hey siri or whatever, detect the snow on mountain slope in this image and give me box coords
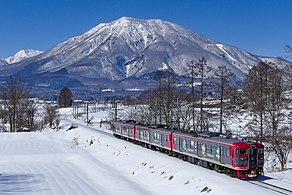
[0,17,287,93]
[5,49,43,64]
[0,58,8,66]
[259,56,292,69]
[13,17,260,80]
[36,17,217,78]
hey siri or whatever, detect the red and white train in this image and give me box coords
[111,120,264,179]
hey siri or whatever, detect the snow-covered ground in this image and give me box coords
[0,107,291,194]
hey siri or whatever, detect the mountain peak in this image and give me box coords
[116,16,137,22]
[5,49,43,64]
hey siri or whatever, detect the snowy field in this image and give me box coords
[0,108,291,194]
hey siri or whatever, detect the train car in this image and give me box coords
[135,124,152,147]
[172,131,264,178]
[111,120,136,141]
[111,120,123,137]
[148,125,173,152]
[111,120,264,179]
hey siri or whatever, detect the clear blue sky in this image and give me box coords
[1,0,292,59]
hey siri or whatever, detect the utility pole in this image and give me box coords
[199,58,205,132]
[76,102,79,119]
[86,101,89,123]
[176,98,180,130]
[187,60,196,131]
[114,101,118,121]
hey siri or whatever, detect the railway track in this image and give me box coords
[66,117,113,137]
[247,180,292,195]
[66,115,291,194]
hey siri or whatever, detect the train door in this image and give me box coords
[217,146,223,163]
[197,142,202,157]
[161,133,166,147]
[136,127,140,140]
[178,137,185,152]
[249,145,258,170]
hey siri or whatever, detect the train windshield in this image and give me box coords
[236,149,247,155]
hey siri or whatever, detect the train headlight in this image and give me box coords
[251,170,256,175]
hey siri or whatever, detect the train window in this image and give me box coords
[190,141,195,148]
[226,149,230,157]
[206,145,210,153]
[166,135,170,142]
[258,157,264,165]
[236,149,247,155]
[186,140,189,148]
[222,148,226,156]
[183,140,187,149]
[234,157,247,165]
[258,148,264,154]
[157,133,160,140]
[212,146,217,154]
[201,144,206,155]
[174,137,177,144]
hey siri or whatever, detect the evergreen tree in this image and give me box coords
[58,87,73,108]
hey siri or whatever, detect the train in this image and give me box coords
[111,120,264,179]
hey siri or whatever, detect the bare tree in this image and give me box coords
[0,76,28,132]
[265,64,291,171]
[245,61,291,171]
[152,70,178,126]
[244,62,272,142]
[186,59,198,131]
[19,99,38,130]
[192,58,212,131]
[212,65,234,133]
[44,104,59,128]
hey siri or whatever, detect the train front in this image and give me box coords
[248,142,264,178]
[233,141,264,179]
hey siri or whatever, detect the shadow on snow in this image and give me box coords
[0,173,48,193]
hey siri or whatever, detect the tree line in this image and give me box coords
[122,58,292,171]
[0,76,73,132]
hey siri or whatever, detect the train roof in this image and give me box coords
[112,120,258,146]
[115,121,172,132]
[173,130,247,145]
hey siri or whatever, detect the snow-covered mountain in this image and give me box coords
[0,17,290,96]
[259,56,291,69]
[32,17,260,80]
[5,49,43,64]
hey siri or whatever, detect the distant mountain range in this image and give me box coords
[0,17,290,99]
[0,49,43,65]
[5,49,43,64]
